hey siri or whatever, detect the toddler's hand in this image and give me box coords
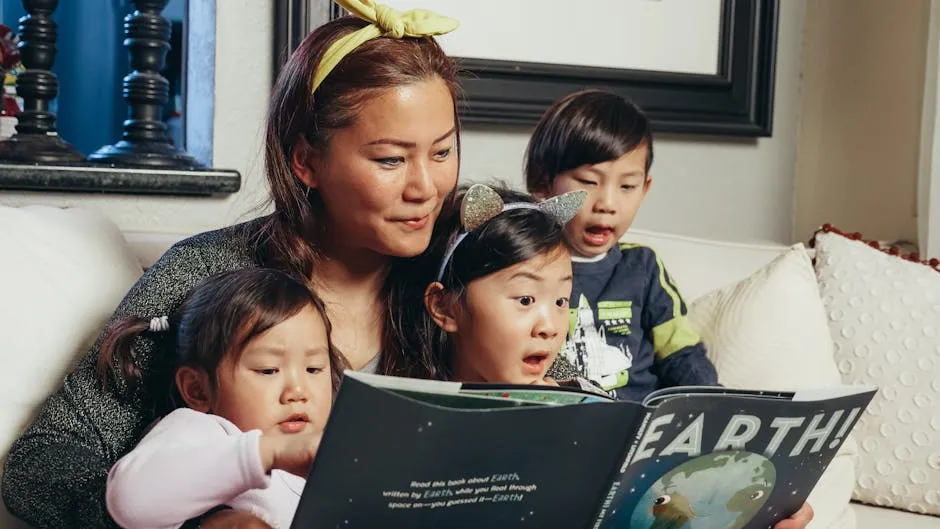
[197,509,274,528]
[773,502,813,529]
[259,429,321,478]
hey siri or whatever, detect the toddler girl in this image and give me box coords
[99,268,347,529]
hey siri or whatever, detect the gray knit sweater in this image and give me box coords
[0,216,583,528]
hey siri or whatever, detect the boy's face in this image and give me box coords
[549,145,652,258]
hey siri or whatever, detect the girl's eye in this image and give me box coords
[434,148,451,160]
[517,296,535,306]
[376,157,404,167]
[307,367,324,374]
[574,178,597,186]
[256,368,278,375]
[555,297,569,308]
[621,184,637,191]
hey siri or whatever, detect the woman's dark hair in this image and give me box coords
[396,184,569,379]
[97,268,348,408]
[525,89,653,194]
[249,16,461,378]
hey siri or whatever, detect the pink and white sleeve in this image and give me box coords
[106,408,270,529]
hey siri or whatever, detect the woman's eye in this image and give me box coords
[621,184,637,191]
[256,368,278,375]
[555,297,569,308]
[376,157,404,167]
[517,296,535,306]
[575,178,597,186]
[307,367,324,374]
[434,148,451,159]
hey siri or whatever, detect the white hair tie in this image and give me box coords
[149,316,170,332]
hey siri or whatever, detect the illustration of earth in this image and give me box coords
[629,450,776,529]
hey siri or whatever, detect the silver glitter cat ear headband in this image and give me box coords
[436,184,587,281]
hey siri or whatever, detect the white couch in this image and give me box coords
[0,205,937,529]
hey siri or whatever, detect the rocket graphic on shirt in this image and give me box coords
[560,294,633,390]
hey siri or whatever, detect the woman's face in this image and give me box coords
[305,77,459,259]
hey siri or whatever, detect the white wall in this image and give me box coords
[793,0,927,248]
[2,0,806,245]
[460,0,807,244]
[920,0,940,258]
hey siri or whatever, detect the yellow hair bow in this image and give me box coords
[311,0,459,93]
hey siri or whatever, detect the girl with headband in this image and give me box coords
[2,1,464,526]
[414,183,599,388]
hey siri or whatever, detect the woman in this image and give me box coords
[1,2,460,527]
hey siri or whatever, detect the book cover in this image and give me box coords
[291,373,875,529]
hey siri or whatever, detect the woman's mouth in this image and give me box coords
[398,215,430,230]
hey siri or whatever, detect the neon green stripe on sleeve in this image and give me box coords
[651,315,701,360]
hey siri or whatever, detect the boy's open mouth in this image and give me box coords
[584,225,614,246]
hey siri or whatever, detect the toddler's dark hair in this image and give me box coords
[98,268,347,405]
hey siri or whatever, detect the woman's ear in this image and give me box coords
[291,137,321,190]
[175,367,213,413]
[424,282,459,333]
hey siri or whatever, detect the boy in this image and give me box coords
[526,89,718,402]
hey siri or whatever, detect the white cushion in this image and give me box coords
[814,231,940,516]
[0,205,143,527]
[123,231,187,269]
[625,229,788,302]
[687,244,858,529]
[852,502,940,529]
[688,245,843,389]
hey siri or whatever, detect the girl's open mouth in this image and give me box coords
[522,353,550,375]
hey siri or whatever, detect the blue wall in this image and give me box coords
[2,0,186,156]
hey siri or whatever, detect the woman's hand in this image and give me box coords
[259,430,321,478]
[197,509,274,528]
[773,502,814,529]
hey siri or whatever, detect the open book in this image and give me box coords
[291,372,876,529]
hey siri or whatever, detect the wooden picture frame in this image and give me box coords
[273,0,779,137]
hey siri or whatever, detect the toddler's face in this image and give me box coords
[211,304,334,437]
[450,247,572,385]
[550,146,651,258]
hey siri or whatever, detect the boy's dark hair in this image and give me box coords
[98,268,348,409]
[395,184,569,379]
[525,89,654,194]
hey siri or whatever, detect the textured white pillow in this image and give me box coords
[688,244,858,529]
[814,231,940,516]
[689,244,843,389]
[0,205,143,527]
